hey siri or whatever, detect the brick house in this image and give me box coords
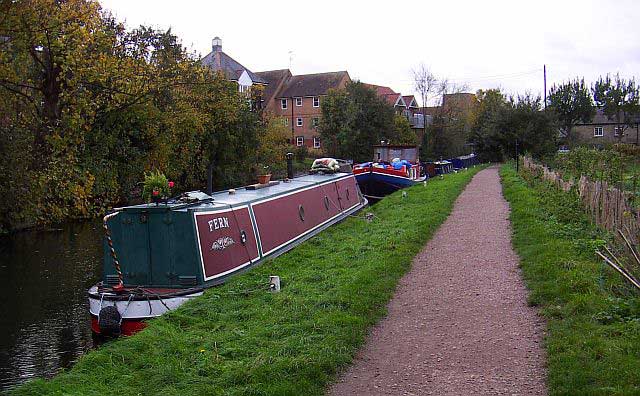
[201,37,268,102]
[573,109,640,146]
[255,70,351,149]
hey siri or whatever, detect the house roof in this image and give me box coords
[201,49,267,84]
[576,108,640,125]
[276,71,350,98]
[363,83,397,97]
[254,69,292,104]
[402,95,418,108]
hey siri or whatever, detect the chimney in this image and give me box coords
[212,36,222,52]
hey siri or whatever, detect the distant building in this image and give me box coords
[201,37,268,99]
[363,84,425,131]
[256,70,351,149]
[573,109,639,146]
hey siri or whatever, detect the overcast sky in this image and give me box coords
[100,0,639,106]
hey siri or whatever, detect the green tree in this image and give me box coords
[319,81,395,162]
[592,74,640,141]
[470,90,556,161]
[393,115,418,145]
[547,78,595,145]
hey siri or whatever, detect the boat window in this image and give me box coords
[298,205,305,221]
[345,188,350,201]
[324,196,330,211]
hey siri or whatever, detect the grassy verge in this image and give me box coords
[501,164,640,396]
[11,166,484,396]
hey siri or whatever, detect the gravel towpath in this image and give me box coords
[328,167,547,395]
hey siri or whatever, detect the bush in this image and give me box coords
[294,145,308,162]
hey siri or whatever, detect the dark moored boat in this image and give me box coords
[450,154,479,170]
[89,172,367,336]
[352,144,427,199]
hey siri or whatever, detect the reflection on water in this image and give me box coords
[0,222,103,391]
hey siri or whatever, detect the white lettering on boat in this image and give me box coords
[210,236,235,251]
[208,217,230,232]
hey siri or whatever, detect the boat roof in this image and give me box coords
[119,173,352,213]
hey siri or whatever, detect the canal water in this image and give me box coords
[0,222,103,391]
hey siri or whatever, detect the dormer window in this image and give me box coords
[295,97,302,107]
[313,97,320,107]
[281,99,288,109]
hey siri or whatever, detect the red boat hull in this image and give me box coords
[90,315,147,336]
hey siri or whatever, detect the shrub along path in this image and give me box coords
[329,166,547,395]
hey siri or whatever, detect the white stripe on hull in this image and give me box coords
[88,286,203,320]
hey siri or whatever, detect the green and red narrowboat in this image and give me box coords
[89,171,367,336]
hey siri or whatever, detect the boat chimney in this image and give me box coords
[286,152,294,179]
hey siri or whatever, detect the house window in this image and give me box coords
[281,99,287,109]
[312,117,319,128]
[296,117,303,127]
[295,97,302,107]
[614,126,622,136]
[593,126,603,137]
[313,96,320,107]
[296,136,304,147]
[283,117,289,127]
[313,136,321,148]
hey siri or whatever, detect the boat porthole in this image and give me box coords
[298,205,305,222]
[139,213,148,224]
[240,230,247,245]
[345,188,350,201]
[324,196,330,211]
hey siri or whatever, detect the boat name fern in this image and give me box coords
[208,217,230,232]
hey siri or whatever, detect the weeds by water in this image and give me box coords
[9,167,483,396]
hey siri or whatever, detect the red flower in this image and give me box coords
[152,190,159,196]
[168,181,175,188]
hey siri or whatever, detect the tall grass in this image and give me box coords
[9,167,484,396]
[501,164,640,395]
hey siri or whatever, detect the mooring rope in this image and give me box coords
[103,211,123,287]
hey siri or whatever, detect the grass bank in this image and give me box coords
[11,166,484,396]
[501,164,640,395]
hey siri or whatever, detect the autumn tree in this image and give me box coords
[547,78,595,144]
[0,0,270,231]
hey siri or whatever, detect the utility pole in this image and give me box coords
[543,64,547,109]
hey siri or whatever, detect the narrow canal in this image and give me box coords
[0,222,103,391]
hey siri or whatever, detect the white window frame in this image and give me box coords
[614,126,622,136]
[296,136,304,147]
[296,117,303,127]
[313,136,320,148]
[312,117,319,128]
[313,96,320,107]
[281,99,287,110]
[295,97,303,107]
[283,117,289,127]
[593,126,603,137]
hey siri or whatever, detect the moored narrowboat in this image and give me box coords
[90,171,367,336]
[451,154,478,170]
[353,144,427,199]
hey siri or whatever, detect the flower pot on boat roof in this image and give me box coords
[256,164,271,184]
